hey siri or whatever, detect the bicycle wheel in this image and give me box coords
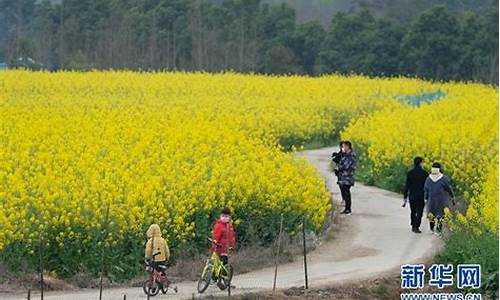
[143,279,160,297]
[197,264,212,294]
[218,265,234,290]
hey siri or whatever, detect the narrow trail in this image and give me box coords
[3,147,442,300]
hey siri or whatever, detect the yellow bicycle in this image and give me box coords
[197,238,233,293]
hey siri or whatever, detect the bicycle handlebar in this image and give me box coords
[144,251,162,263]
[207,237,234,251]
[207,237,222,247]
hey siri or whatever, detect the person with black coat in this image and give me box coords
[337,141,356,215]
[403,157,429,233]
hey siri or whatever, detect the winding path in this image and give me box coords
[3,147,442,300]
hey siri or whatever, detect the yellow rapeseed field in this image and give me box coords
[342,82,498,235]
[0,70,497,278]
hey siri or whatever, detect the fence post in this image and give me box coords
[98,275,103,300]
[226,222,231,297]
[302,216,309,290]
[27,289,31,300]
[272,214,284,293]
[38,231,44,300]
[99,202,111,300]
[123,294,126,300]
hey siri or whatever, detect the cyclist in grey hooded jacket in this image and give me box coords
[424,162,455,233]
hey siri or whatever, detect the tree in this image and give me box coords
[256,3,296,73]
[0,0,36,61]
[366,18,404,76]
[1,0,496,83]
[31,1,59,68]
[399,6,461,81]
[320,10,402,76]
[290,21,325,75]
[262,44,298,74]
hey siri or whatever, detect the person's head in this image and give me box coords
[147,223,162,238]
[220,207,231,223]
[413,157,424,167]
[341,141,352,153]
[431,162,442,174]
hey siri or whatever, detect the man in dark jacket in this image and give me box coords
[403,157,429,233]
[337,141,356,215]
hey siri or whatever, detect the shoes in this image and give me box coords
[411,226,422,233]
[341,210,352,215]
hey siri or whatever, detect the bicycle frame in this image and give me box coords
[147,260,168,289]
[202,251,230,279]
[151,267,162,288]
[198,237,233,294]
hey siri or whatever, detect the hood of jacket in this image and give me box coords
[147,223,162,238]
[429,173,443,182]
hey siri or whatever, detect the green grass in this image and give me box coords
[435,226,499,299]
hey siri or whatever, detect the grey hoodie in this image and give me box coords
[424,173,454,218]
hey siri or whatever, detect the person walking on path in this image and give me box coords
[337,141,356,215]
[403,157,429,234]
[424,162,455,235]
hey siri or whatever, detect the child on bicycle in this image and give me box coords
[211,207,236,266]
[145,224,170,285]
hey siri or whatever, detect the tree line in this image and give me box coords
[0,0,498,83]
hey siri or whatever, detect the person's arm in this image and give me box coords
[145,239,152,259]
[424,178,429,201]
[443,176,455,204]
[212,223,222,251]
[332,151,341,164]
[403,172,410,200]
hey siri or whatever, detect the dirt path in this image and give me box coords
[3,147,442,300]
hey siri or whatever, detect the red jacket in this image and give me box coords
[211,218,236,255]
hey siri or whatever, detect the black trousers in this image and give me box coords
[409,200,424,229]
[339,184,352,211]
